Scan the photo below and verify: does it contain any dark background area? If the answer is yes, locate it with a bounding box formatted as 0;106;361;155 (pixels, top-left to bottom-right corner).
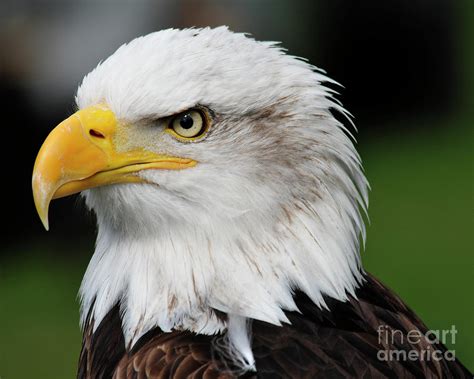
0;0;472;377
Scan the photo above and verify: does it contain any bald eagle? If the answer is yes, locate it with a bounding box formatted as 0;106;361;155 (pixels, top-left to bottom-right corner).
32;27;470;378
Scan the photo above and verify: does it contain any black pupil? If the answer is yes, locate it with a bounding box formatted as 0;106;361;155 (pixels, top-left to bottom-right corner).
179;114;194;129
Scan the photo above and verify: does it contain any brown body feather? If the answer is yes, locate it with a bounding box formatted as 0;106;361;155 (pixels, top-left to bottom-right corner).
78;274;471;378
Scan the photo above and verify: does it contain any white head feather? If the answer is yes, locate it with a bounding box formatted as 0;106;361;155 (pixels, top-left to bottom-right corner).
76;26;368;370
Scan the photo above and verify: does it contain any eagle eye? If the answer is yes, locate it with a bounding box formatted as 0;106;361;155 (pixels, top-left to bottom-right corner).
168;109;208;140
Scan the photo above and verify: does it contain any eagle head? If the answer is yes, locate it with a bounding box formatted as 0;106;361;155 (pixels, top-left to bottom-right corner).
32;27;368;368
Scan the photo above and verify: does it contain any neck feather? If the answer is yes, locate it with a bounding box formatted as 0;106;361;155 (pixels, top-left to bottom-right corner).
79;193;364;347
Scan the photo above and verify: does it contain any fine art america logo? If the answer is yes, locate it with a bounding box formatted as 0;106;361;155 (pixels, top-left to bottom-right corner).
377;325;457;362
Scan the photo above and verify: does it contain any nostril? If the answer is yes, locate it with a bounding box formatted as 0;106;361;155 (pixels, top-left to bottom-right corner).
89;129;105;139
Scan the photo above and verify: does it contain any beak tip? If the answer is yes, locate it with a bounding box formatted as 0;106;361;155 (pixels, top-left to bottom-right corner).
42;218;50;231
33;192;51;231
37;207;50;231
32;176;53;232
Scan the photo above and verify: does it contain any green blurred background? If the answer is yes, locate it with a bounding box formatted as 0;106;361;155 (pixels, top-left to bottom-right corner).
0;1;472;378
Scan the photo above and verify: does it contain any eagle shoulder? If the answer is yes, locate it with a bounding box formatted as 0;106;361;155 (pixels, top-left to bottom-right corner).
249;274;471;378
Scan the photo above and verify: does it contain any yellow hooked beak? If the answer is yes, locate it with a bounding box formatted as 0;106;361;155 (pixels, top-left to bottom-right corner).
32;105;196;230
